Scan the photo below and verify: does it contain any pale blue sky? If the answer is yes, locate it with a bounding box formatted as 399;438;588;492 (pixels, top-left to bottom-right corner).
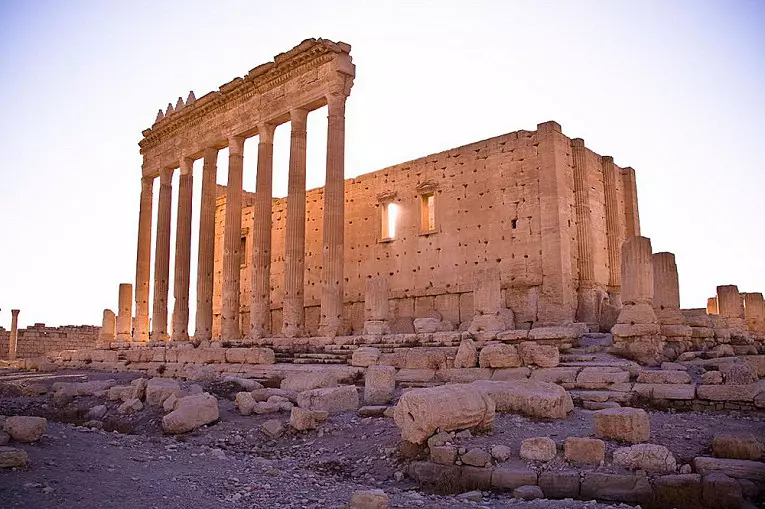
1;0;763;329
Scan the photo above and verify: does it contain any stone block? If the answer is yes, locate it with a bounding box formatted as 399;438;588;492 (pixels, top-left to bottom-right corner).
564;437;604;464
490;467;538;490
348;490;388;509
365;365;396;405
472;379;573;418
594;407;650;443
575;367;630;389
518;342;560;368
702;472;743;509
530;367;580;384
580;473;654;506
478;343;521;368
430;445;458;465
453;338;477;368
405;347;447;370
528;326;579;340
351;347;380;367
496;330;529;342
653;474;702;509
436;368;492;383
407;461;461;487
538;470;579;499
636;370;691;384
0;447;29;468
613;443;677;472
161;393;219;434
413;318;442;334
393;384;495;444
712;434;763;460
513;485;544;500
395;369;436;383
145;377;181;406
632;384;696;400
297;386;359;414
693;456;765;482
697;382;764;402
460;447;492;467
281;372;338;392
520;437;557;461
3;416;47;443
460;466;493;490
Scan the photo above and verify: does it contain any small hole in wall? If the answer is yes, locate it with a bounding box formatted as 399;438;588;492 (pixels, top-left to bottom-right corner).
511;219;518;229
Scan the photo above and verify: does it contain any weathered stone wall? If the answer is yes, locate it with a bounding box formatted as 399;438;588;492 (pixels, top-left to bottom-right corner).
212;122;637;336
0;323;100;359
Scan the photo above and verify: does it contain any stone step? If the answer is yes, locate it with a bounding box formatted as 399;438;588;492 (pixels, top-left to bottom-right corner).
292;358;347;365
560;354;597;362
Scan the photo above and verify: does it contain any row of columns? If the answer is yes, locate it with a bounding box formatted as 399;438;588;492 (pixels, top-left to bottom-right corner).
133;94;348;341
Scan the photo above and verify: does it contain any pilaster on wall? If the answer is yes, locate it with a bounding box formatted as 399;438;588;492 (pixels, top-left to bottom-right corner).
535;121;576;325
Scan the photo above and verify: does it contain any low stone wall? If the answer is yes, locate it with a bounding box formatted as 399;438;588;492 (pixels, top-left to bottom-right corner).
0;324;100;360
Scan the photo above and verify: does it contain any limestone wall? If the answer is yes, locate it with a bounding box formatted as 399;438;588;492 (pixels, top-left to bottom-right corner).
212;123;636;336
0;323;100;359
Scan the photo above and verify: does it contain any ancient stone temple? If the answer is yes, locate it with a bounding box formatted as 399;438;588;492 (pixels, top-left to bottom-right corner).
133;38;642;341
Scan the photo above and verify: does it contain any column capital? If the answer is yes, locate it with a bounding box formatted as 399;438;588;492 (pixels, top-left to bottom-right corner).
571;137;585;148
203;146;219;162
159;167;174;184
327;93;346;116
258;123;276;144
11;309;19;316
229;135;245;156
601;155;614;165
179;157;193;176
141;175;154;187
290;108;308;130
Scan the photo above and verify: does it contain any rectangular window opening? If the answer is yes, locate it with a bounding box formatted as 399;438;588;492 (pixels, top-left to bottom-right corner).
381;202;398;241
421;192;436;233
240;236;247;266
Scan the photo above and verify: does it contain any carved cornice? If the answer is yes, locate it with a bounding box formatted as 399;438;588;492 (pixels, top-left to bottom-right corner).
416;179;438;194
139;38;352;153
376;190;398;203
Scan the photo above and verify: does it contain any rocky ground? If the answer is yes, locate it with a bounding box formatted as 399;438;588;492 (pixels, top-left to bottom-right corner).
0;368;763;508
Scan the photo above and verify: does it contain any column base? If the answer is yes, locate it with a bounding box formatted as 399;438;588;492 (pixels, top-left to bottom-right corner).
281;325;303;339
319;317;345;338
171;332;189;341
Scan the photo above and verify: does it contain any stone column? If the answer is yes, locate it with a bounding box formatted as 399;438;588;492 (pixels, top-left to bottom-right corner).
743;292;765;333
282;108;308;338
8;309;19;361
363;277;390;335
652;252;691;347
171;157;193;341
100;310;116;342
319;93;347;337
151;167;174;341
612;236;663;365
602;156;625;304
717;285;747;334
116;283;132;341
221;136;245;340
195;147;219;341
134;176;154;342
249;124;276;339
571;138;599;325
717;285;744;319
707;297;719;315
621;167;640;238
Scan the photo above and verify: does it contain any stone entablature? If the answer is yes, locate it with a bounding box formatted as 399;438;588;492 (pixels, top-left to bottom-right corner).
138;39;353;173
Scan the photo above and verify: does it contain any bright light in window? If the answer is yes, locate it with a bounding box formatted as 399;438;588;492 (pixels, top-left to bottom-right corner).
385;202;398;238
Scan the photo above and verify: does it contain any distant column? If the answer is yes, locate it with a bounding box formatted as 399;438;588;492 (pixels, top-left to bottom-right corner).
250;124;276;338
717;285;744;319
100;310;116;342
194;147;219;341
282;108;308;338
571;138;598;325
621;167;640;238
172;157;194;341
134;175;154;341
319;93;347;337
116;283;132;341
707;297;719;315
363;277;390;335
8;309;19;361
221;136;245;340
652;252;680;311
743;293;765;332
602;156;625;303
151;167;174;341
621;236;654;305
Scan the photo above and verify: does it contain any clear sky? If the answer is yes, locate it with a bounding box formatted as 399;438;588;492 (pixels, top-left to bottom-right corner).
1;0;763;330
